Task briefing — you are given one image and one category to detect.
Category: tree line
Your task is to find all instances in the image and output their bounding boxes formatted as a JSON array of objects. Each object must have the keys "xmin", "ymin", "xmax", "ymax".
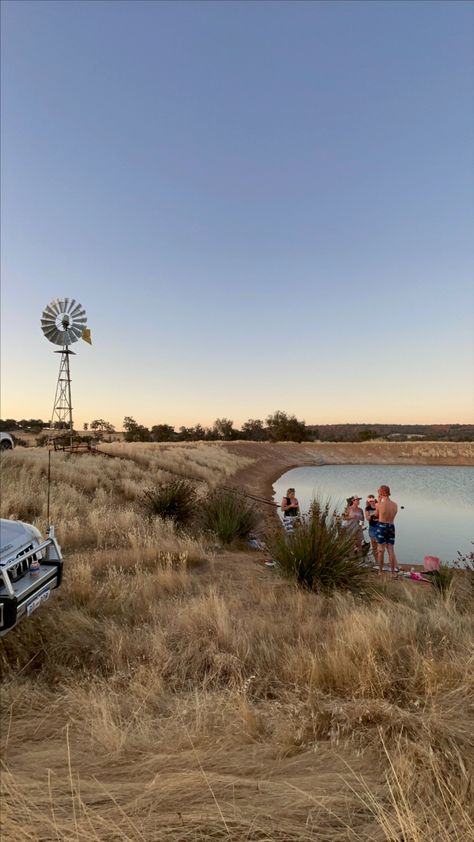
[
  {"xmin": 122, "ymin": 411, "xmax": 307, "ymax": 442},
  {"xmin": 1, "ymin": 416, "xmax": 472, "ymax": 443}
]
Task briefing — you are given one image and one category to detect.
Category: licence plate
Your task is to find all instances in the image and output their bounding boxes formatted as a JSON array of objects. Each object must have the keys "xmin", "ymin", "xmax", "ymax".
[{"xmin": 26, "ymin": 588, "xmax": 51, "ymax": 616}]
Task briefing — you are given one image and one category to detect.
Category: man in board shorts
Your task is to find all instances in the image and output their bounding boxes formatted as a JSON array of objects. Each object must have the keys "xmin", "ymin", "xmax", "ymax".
[{"xmin": 375, "ymin": 485, "xmax": 398, "ymax": 575}]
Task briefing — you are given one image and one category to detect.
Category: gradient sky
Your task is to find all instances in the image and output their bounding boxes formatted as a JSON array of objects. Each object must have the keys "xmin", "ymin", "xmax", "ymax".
[{"xmin": 1, "ymin": 0, "xmax": 473, "ymax": 429}]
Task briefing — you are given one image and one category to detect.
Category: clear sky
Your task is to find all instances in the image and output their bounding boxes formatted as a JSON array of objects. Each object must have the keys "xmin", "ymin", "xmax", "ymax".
[{"xmin": 1, "ymin": 0, "xmax": 473, "ymax": 429}]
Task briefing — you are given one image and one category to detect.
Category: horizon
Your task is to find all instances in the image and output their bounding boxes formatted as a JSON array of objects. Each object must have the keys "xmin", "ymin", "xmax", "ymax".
[{"xmin": 1, "ymin": 1, "xmax": 473, "ymax": 426}]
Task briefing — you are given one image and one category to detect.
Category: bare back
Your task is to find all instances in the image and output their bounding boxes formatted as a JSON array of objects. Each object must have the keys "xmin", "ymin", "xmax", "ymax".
[{"xmin": 377, "ymin": 497, "xmax": 398, "ymax": 523}]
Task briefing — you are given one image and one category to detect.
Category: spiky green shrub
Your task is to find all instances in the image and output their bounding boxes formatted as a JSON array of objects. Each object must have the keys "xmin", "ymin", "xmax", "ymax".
[
  {"xmin": 454, "ymin": 547, "xmax": 474, "ymax": 597},
  {"xmin": 268, "ymin": 499, "xmax": 368, "ymax": 592},
  {"xmin": 429, "ymin": 563, "xmax": 455, "ymax": 598},
  {"xmin": 141, "ymin": 479, "xmax": 198, "ymax": 527},
  {"xmin": 201, "ymin": 489, "xmax": 262, "ymax": 545}
]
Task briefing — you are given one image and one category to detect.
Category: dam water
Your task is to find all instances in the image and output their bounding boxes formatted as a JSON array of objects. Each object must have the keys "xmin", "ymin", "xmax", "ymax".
[{"xmin": 273, "ymin": 465, "xmax": 474, "ymax": 567}]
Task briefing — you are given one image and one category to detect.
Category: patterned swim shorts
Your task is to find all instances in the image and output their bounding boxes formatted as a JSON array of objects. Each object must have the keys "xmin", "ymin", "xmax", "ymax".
[{"xmin": 374, "ymin": 521, "xmax": 395, "ymax": 545}]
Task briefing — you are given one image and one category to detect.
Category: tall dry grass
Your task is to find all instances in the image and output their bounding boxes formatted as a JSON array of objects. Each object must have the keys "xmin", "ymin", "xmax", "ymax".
[
  {"xmin": 0, "ymin": 444, "xmax": 249, "ymax": 555},
  {"xmin": 0, "ymin": 445, "xmax": 473, "ymax": 841}
]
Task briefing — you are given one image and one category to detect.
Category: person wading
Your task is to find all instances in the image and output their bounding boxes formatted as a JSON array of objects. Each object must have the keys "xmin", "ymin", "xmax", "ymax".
[
  {"xmin": 281, "ymin": 488, "xmax": 300, "ymax": 527},
  {"xmin": 344, "ymin": 495, "xmax": 364, "ymax": 554},
  {"xmin": 374, "ymin": 485, "xmax": 398, "ymax": 576},
  {"xmin": 365, "ymin": 494, "xmax": 383, "ymax": 566}
]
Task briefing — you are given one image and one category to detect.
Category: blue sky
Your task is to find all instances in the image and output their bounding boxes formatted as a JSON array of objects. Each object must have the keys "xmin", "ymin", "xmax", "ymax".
[{"xmin": 1, "ymin": 0, "xmax": 473, "ymax": 428}]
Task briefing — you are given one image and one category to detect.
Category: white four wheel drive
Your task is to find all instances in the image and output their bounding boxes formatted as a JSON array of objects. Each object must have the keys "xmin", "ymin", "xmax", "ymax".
[
  {"xmin": 0, "ymin": 432, "xmax": 14, "ymax": 450},
  {"xmin": 0, "ymin": 519, "xmax": 63, "ymax": 636}
]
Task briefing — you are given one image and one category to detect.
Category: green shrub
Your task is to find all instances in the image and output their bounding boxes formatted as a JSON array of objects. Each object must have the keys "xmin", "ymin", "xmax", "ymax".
[
  {"xmin": 201, "ymin": 489, "xmax": 262, "ymax": 545},
  {"xmin": 268, "ymin": 499, "xmax": 368, "ymax": 593},
  {"xmin": 430, "ymin": 564, "xmax": 455, "ymax": 598},
  {"xmin": 141, "ymin": 479, "xmax": 198, "ymax": 527},
  {"xmin": 454, "ymin": 546, "xmax": 474, "ymax": 597}
]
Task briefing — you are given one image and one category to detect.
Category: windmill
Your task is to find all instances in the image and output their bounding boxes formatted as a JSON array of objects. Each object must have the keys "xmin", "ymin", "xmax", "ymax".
[{"xmin": 41, "ymin": 298, "xmax": 90, "ymax": 448}]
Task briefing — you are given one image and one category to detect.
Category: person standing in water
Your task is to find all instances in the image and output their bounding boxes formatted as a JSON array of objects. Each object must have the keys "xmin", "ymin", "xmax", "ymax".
[
  {"xmin": 344, "ymin": 496, "xmax": 364, "ymax": 553},
  {"xmin": 374, "ymin": 485, "xmax": 398, "ymax": 575},
  {"xmin": 365, "ymin": 494, "xmax": 382, "ymax": 566},
  {"xmin": 281, "ymin": 488, "xmax": 300, "ymax": 524}
]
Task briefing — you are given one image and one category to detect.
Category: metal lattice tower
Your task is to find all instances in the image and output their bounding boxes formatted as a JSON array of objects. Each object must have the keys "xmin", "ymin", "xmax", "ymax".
[
  {"xmin": 41, "ymin": 298, "xmax": 88, "ymax": 448},
  {"xmin": 50, "ymin": 347, "xmax": 75, "ymax": 445}
]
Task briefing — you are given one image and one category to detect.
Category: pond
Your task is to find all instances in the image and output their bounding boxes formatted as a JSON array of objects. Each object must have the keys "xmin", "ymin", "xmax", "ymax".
[{"xmin": 273, "ymin": 465, "xmax": 474, "ymax": 567}]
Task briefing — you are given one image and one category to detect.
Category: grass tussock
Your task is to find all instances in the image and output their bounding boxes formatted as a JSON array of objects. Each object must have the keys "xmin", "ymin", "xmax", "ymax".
[
  {"xmin": 0, "ymin": 444, "xmax": 473, "ymax": 841},
  {"xmin": 269, "ymin": 499, "xmax": 368, "ymax": 592},
  {"xmin": 201, "ymin": 488, "xmax": 262, "ymax": 545},
  {"xmin": 140, "ymin": 478, "xmax": 199, "ymax": 526}
]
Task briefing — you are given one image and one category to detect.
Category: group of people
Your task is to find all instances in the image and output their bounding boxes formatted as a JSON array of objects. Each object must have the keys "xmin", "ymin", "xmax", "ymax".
[
  {"xmin": 342, "ymin": 487, "xmax": 398, "ymax": 574},
  {"xmin": 281, "ymin": 485, "xmax": 399, "ymax": 575}
]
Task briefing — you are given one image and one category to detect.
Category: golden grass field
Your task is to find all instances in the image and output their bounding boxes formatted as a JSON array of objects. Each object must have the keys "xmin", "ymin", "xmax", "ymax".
[{"xmin": 1, "ymin": 442, "xmax": 473, "ymax": 841}]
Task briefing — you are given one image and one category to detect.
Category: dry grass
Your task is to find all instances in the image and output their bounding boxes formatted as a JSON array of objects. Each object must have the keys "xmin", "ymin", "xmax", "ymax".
[{"xmin": 1, "ymin": 445, "xmax": 473, "ymax": 841}]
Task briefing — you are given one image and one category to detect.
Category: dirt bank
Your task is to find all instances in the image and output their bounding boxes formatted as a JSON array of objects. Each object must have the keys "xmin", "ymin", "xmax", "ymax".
[{"xmin": 223, "ymin": 440, "xmax": 474, "ymax": 504}]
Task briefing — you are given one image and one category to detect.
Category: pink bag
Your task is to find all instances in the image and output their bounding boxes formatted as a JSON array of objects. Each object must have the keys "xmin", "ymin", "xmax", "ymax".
[{"xmin": 423, "ymin": 555, "xmax": 440, "ymax": 572}]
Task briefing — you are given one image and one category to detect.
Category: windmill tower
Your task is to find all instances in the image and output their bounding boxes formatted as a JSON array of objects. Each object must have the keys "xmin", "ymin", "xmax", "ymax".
[{"xmin": 41, "ymin": 298, "xmax": 89, "ymax": 448}]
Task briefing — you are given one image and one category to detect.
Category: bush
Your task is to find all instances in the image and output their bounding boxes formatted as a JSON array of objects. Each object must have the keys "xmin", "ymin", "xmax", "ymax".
[
  {"xmin": 141, "ymin": 479, "xmax": 198, "ymax": 527},
  {"xmin": 429, "ymin": 564, "xmax": 455, "ymax": 598},
  {"xmin": 201, "ymin": 489, "xmax": 262, "ymax": 544},
  {"xmin": 268, "ymin": 499, "xmax": 368, "ymax": 592},
  {"xmin": 454, "ymin": 546, "xmax": 474, "ymax": 597}
]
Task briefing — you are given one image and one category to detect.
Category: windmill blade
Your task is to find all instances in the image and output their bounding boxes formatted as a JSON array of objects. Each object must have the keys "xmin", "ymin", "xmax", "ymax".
[
  {"xmin": 41, "ymin": 308, "xmax": 58, "ymax": 325},
  {"xmin": 41, "ymin": 316, "xmax": 57, "ymax": 330},
  {"xmin": 49, "ymin": 299, "xmax": 63, "ymax": 316},
  {"xmin": 68, "ymin": 301, "xmax": 83, "ymax": 318},
  {"xmin": 44, "ymin": 327, "xmax": 63, "ymax": 345}
]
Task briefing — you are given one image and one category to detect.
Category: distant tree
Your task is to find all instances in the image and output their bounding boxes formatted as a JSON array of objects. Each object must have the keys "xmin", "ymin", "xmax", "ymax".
[
  {"xmin": 150, "ymin": 424, "xmax": 175, "ymax": 442},
  {"xmin": 212, "ymin": 418, "xmax": 237, "ymax": 440},
  {"xmin": 0, "ymin": 419, "xmax": 19, "ymax": 431},
  {"xmin": 358, "ymin": 429, "xmax": 379, "ymax": 442},
  {"xmin": 90, "ymin": 419, "xmax": 115, "ymax": 433},
  {"xmin": 191, "ymin": 424, "xmax": 207, "ymax": 440},
  {"xmin": 16, "ymin": 418, "xmax": 45, "ymax": 431},
  {"xmin": 241, "ymin": 419, "xmax": 268, "ymax": 441},
  {"xmin": 266, "ymin": 410, "xmax": 307, "ymax": 442},
  {"xmin": 83, "ymin": 422, "xmax": 89, "ymax": 431},
  {"xmin": 177, "ymin": 426, "xmax": 192, "ymax": 441},
  {"xmin": 123, "ymin": 416, "xmax": 150, "ymax": 442}
]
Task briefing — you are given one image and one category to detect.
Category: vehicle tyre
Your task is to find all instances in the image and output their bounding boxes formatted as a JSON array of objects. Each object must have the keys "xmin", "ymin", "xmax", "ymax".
[{"xmin": 0, "ymin": 440, "xmax": 13, "ymax": 451}]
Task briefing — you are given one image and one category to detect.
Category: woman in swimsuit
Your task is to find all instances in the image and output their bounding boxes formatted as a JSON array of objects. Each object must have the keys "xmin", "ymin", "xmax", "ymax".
[
  {"xmin": 281, "ymin": 488, "xmax": 300, "ymax": 524},
  {"xmin": 343, "ymin": 496, "xmax": 364, "ymax": 553}
]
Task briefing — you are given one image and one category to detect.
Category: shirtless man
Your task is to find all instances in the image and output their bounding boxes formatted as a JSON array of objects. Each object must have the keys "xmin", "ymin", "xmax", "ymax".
[{"xmin": 374, "ymin": 485, "xmax": 398, "ymax": 575}]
